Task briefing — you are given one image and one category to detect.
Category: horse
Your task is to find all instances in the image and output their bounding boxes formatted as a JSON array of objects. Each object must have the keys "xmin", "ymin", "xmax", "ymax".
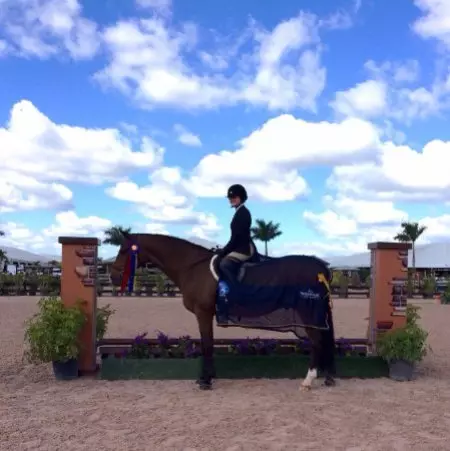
[{"xmin": 109, "ymin": 232, "xmax": 337, "ymax": 390}]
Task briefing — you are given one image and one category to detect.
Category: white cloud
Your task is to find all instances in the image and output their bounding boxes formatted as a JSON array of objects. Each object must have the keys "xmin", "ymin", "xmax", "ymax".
[
  {"xmin": 1, "ymin": 211, "xmax": 112, "ymax": 254},
  {"xmin": 0, "ymin": 0, "xmax": 99, "ymax": 60},
  {"xmin": 297, "ymin": 207, "xmax": 450, "ymax": 259},
  {"xmin": 327, "ymin": 139, "xmax": 450, "ymax": 202},
  {"xmin": 185, "ymin": 114, "xmax": 380, "ymax": 201},
  {"xmin": 0, "ymin": 100, "xmax": 163, "ymax": 213},
  {"xmin": 106, "ymin": 166, "xmax": 221, "ymax": 239},
  {"xmin": 0, "ymin": 175, "xmax": 72, "ymax": 213},
  {"xmin": 303, "ymin": 195, "xmax": 408, "ymax": 239},
  {"xmin": 174, "ymin": 124, "xmax": 202, "ymax": 147},
  {"xmin": 330, "ymin": 59, "xmax": 446, "ymax": 122},
  {"xmin": 136, "ymin": 0, "xmax": 172, "ymax": 14},
  {"xmin": 96, "ymin": 13, "xmax": 326, "ymax": 111},
  {"xmin": 144, "ymin": 223, "xmax": 169, "ymax": 234},
  {"xmin": 412, "ymin": 0, "xmax": 450, "ymax": 48},
  {"xmin": 331, "ymin": 79, "xmax": 388, "ymax": 118}
]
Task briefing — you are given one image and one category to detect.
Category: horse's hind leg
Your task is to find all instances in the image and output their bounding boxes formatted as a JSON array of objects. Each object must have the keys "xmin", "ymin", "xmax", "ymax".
[
  {"xmin": 300, "ymin": 328, "xmax": 320, "ymax": 391},
  {"xmin": 322, "ymin": 305, "xmax": 337, "ymax": 387}
]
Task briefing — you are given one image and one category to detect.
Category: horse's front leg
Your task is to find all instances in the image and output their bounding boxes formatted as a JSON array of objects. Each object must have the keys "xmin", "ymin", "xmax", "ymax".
[
  {"xmin": 300, "ymin": 329, "xmax": 320, "ymax": 391},
  {"xmin": 195, "ymin": 308, "xmax": 215, "ymax": 390}
]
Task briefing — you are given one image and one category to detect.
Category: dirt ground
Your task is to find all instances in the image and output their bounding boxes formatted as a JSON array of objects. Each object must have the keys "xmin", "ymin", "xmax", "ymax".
[{"xmin": 1, "ymin": 296, "xmax": 450, "ymax": 451}]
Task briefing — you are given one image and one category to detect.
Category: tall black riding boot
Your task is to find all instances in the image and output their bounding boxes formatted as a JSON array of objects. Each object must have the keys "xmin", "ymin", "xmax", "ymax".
[{"xmin": 218, "ymin": 257, "xmax": 241, "ymax": 287}]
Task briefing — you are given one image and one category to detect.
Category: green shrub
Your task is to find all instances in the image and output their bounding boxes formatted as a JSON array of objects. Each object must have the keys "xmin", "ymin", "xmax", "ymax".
[
  {"xmin": 96, "ymin": 304, "xmax": 115, "ymax": 340},
  {"xmin": 422, "ymin": 277, "xmax": 436, "ymax": 297},
  {"xmin": 377, "ymin": 305, "xmax": 429, "ymax": 363},
  {"xmin": 24, "ymin": 296, "xmax": 86, "ymax": 363},
  {"xmin": 441, "ymin": 279, "xmax": 450, "ymax": 304},
  {"xmin": 331, "ymin": 271, "xmax": 341, "ymax": 288}
]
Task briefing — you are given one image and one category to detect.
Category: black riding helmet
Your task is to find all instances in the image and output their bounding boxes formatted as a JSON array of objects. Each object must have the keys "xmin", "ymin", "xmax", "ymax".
[{"xmin": 227, "ymin": 184, "xmax": 248, "ymax": 202}]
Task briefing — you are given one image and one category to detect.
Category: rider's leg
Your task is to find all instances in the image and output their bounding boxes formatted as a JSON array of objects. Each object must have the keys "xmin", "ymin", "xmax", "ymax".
[{"xmin": 218, "ymin": 257, "xmax": 241, "ymax": 286}]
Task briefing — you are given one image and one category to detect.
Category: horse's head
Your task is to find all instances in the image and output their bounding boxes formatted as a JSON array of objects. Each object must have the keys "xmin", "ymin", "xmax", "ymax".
[{"xmin": 110, "ymin": 231, "xmax": 139, "ymax": 287}]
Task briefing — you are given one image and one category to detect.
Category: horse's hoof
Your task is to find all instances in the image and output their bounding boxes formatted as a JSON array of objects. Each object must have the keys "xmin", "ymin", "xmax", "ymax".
[
  {"xmin": 299, "ymin": 385, "xmax": 312, "ymax": 392},
  {"xmin": 324, "ymin": 377, "xmax": 336, "ymax": 387},
  {"xmin": 198, "ymin": 381, "xmax": 212, "ymax": 390}
]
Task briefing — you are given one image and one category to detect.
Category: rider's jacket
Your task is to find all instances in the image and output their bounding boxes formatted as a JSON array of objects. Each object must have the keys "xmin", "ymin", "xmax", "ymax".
[{"xmin": 220, "ymin": 204, "xmax": 252, "ymax": 257}]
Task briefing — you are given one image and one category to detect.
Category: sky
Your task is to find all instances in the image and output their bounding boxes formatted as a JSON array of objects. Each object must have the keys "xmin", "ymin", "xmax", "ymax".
[{"xmin": 1, "ymin": 0, "xmax": 450, "ymax": 259}]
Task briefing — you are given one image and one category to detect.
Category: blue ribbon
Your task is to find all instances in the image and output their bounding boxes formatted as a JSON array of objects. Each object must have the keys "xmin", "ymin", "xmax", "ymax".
[{"xmin": 127, "ymin": 244, "xmax": 138, "ymax": 293}]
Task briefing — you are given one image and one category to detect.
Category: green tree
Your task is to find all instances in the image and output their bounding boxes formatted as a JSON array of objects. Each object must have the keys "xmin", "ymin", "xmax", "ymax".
[
  {"xmin": 251, "ymin": 219, "xmax": 282, "ymax": 256},
  {"xmin": 103, "ymin": 226, "xmax": 132, "ymax": 246},
  {"xmin": 394, "ymin": 221, "xmax": 427, "ymax": 271},
  {"xmin": 0, "ymin": 249, "xmax": 8, "ymax": 268}
]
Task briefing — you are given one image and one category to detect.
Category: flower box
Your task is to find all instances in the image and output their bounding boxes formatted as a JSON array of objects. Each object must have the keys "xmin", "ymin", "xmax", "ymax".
[{"xmin": 99, "ymin": 354, "xmax": 388, "ymax": 381}]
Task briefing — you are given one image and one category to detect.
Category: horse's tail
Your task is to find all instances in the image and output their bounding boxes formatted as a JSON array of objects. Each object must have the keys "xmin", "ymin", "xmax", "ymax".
[
  {"xmin": 321, "ymin": 264, "xmax": 336, "ymax": 374},
  {"xmin": 324, "ymin": 293, "xmax": 336, "ymax": 375}
]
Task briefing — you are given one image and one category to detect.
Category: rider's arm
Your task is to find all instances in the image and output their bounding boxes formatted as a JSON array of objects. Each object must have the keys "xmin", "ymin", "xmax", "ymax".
[{"xmin": 220, "ymin": 208, "xmax": 251, "ymax": 256}]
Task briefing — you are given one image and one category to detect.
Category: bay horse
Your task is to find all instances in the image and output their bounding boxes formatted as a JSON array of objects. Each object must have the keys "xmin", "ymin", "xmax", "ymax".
[{"xmin": 109, "ymin": 233, "xmax": 336, "ymax": 390}]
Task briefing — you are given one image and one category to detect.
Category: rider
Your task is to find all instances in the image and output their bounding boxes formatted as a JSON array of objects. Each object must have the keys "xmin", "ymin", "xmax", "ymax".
[{"xmin": 217, "ymin": 184, "xmax": 254, "ymax": 287}]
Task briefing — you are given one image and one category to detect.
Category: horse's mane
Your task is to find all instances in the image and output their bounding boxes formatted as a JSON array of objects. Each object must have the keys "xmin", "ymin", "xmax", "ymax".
[{"xmin": 135, "ymin": 233, "xmax": 214, "ymax": 254}]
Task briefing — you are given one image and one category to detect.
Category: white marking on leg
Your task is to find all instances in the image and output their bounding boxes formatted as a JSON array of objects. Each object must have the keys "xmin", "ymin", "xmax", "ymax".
[{"xmin": 300, "ymin": 368, "xmax": 317, "ymax": 390}]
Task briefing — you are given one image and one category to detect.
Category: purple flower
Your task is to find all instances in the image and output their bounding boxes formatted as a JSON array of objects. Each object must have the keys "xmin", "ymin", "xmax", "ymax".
[
  {"xmin": 133, "ymin": 332, "xmax": 148, "ymax": 344},
  {"xmin": 233, "ymin": 338, "xmax": 253, "ymax": 355},
  {"xmin": 156, "ymin": 330, "xmax": 170, "ymax": 348}
]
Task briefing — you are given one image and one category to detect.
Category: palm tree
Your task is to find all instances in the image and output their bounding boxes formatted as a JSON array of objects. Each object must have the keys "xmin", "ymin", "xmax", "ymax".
[
  {"xmin": 0, "ymin": 249, "xmax": 8, "ymax": 271},
  {"xmin": 394, "ymin": 221, "xmax": 427, "ymax": 271},
  {"xmin": 103, "ymin": 226, "xmax": 132, "ymax": 246},
  {"xmin": 251, "ymin": 219, "xmax": 282, "ymax": 256}
]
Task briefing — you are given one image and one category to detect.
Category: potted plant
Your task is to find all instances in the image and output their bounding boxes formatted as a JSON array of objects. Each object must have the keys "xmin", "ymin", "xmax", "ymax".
[
  {"xmin": 155, "ymin": 273, "xmax": 166, "ymax": 296},
  {"xmin": 376, "ymin": 304, "xmax": 428, "ymax": 381},
  {"xmin": 24, "ymin": 296, "xmax": 86, "ymax": 380},
  {"xmin": 134, "ymin": 270, "xmax": 143, "ymax": 296},
  {"xmin": 26, "ymin": 274, "xmax": 39, "ymax": 296},
  {"xmin": 441, "ymin": 279, "xmax": 450, "ymax": 305},
  {"xmin": 97, "ymin": 281, "xmax": 104, "ymax": 297},
  {"xmin": 331, "ymin": 271, "xmax": 341, "ymax": 295},
  {"xmin": 39, "ymin": 275, "xmax": 51, "ymax": 296},
  {"xmin": 422, "ymin": 277, "xmax": 435, "ymax": 299},
  {"xmin": 339, "ymin": 274, "xmax": 349, "ymax": 298},
  {"xmin": 350, "ymin": 272, "xmax": 361, "ymax": 287}
]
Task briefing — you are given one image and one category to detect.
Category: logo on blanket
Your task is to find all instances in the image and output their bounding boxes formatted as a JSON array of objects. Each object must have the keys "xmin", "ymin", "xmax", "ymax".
[{"xmin": 298, "ymin": 289, "xmax": 321, "ymax": 300}]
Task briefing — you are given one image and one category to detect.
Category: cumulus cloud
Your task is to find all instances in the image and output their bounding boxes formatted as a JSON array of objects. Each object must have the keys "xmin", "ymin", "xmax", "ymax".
[
  {"xmin": 327, "ymin": 139, "xmax": 450, "ymax": 202},
  {"xmin": 331, "ymin": 80, "xmax": 388, "ymax": 118},
  {"xmin": 1, "ymin": 211, "xmax": 112, "ymax": 254},
  {"xmin": 106, "ymin": 167, "xmax": 221, "ymax": 240},
  {"xmin": 95, "ymin": 12, "xmax": 326, "ymax": 111},
  {"xmin": 0, "ymin": 0, "xmax": 99, "ymax": 60},
  {"xmin": 174, "ymin": 124, "xmax": 202, "ymax": 147},
  {"xmin": 412, "ymin": 0, "xmax": 450, "ymax": 48},
  {"xmin": 184, "ymin": 114, "xmax": 380, "ymax": 201},
  {"xmin": 330, "ymin": 59, "xmax": 445, "ymax": 122},
  {"xmin": 0, "ymin": 100, "xmax": 163, "ymax": 213}
]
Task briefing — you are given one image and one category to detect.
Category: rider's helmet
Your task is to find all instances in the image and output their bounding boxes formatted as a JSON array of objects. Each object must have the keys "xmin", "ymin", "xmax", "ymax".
[{"xmin": 227, "ymin": 184, "xmax": 248, "ymax": 202}]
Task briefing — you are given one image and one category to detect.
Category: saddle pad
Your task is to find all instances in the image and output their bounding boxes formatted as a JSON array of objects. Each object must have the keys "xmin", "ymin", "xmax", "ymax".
[
  {"xmin": 237, "ymin": 255, "xmax": 331, "ymax": 287},
  {"xmin": 216, "ymin": 280, "xmax": 331, "ymax": 336}
]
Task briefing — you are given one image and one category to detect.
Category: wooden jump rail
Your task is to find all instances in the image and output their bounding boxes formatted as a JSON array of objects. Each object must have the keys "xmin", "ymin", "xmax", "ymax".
[
  {"xmin": 97, "ymin": 337, "xmax": 370, "ymax": 357},
  {"xmin": 58, "ymin": 237, "xmax": 411, "ymax": 373},
  {"xmin": 97, "ymin": 337, "xmax": 369, "ymax": 346}
]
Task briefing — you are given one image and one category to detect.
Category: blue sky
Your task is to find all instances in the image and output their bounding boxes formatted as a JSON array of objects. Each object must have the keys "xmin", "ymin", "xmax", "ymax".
[{"xmin": 1, "ymin": 0, "xmax": 450, "ymax": 258}]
